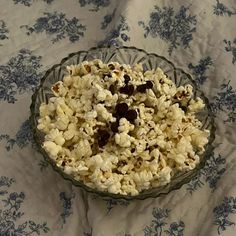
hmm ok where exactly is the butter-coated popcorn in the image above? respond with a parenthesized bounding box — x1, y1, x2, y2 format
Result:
(37, 60, 210, 196)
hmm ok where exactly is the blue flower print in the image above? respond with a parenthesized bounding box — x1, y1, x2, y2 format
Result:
(144, 208, 185, 236)
(0, 49, 42, 103)
(101, 8, 116, 29)
(0, 176, 50, 235)
(224, 39, 236, 64)
(139, 6, 197, 55)
(165, 221, 185, 236)
(0, 176, 14, 196)
(213, 196, 236, 234)
(213, 0, 236, 17)
(211, 80, 236, 123)
(104, 198, 129, 213)
(99, 16, 130, 47)
(78, 0, 111, 11)
(0, 119, 35, 151)
(21, 12, 86, 43)
(188, 56, 213, 85)
(187, 153, 226, 193)
(0, 20, 9, 44)
(59, 191, 75, 226)
(13, 0, 54, 7)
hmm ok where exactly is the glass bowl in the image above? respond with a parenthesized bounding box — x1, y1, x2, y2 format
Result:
(30, 46, 216, 200)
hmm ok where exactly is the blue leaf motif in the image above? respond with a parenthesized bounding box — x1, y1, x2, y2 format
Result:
(188, 56, 213, 85)
(0, 176, 50, 235)
(99, 15, 130, 47)
(165, 221, 185, 236)
(139, 6, 197, 55)
(144, 208, 185, 236)
(0, 119, 36, 151)
(213, 196, 236, 234)
(78, 0, 111, 11)
(59, 191, 75, 227)
(101, 8, 116, 29)
(211, 80, 236, 123)
(187, 153, 226, 193)
(0, 49, 42, 103)
(224, 39, 236, 64)
(104, 198, 129, 213)
(213, 0, 236, 16)
(13, 0, 54, 7)
(0, 20, 9, 44)
(21, 12, 86, 43)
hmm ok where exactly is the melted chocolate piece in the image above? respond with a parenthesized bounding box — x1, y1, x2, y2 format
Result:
(97, 129, 110, 147)
(110, 121, 119, 133)
(109, 84, 116, 95)
(136, 84, 147, 93)
(125, 109, 137, 122)
(115, 103, 129, 116)
(119, 84, 134, 95)
(124, 74, 130, 84)
(146, 81, 153, 89)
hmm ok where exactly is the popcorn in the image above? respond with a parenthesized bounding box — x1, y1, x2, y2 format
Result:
(115, 132, 134, 148)
(43, 141, 62, 159)
(37, 60, 210, 196)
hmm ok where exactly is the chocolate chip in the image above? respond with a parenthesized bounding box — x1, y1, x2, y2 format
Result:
(108, 63, 115, 70)
(97, 129, 110, 147)
(115, 103, 129, 116)
(120, 66, 124, 71)
(109, 84, 116, 95)
(124, 74, 130, 84)
(120, 84, 134, 95)
(136, 84, 147, 93)
(125, 109, 137, 122)
(146, 81, 153, 89)
(110, 121, 119, 133)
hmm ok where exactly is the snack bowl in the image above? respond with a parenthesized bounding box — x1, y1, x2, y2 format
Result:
(30, 46, 215, 200)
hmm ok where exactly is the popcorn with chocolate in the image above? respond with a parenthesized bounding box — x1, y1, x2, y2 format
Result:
(37, 60, 209, 196)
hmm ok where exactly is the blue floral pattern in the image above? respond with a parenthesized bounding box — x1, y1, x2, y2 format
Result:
(224, 39, 236, 64)
(78, 0, 111, 11)
(0, 119, 35, 151)
(213, 196, 236, 234)
(188, 56, 213, 85)
(21, 12, 86, 43)
(0, 49, 42, 103)
(0, 0, 236, 235)
(0, 20, 9, 45)
(187, 153, 226, 193)
(104, 199, 129, 213)
(0, 176, 50, 235)
(13, 0, 54, 7)
(144, 208, 185, 236)
(139, 6, 197, 55)
(213, 0, 236, 17)
(101, 9, 116, 30)
(59, 191, 75, 226)
(211, 80, 236, 123)
(99, 16, 130, 46)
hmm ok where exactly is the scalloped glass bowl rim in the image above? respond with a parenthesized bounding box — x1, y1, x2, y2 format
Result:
(30, 46, 216, 201)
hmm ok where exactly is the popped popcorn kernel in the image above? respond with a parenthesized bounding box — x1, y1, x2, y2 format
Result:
(37, 60, 210, 195)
